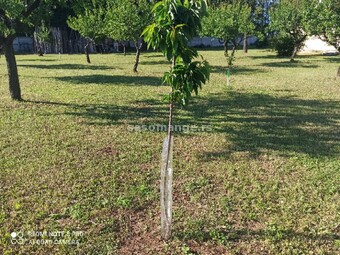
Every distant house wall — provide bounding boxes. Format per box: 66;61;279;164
13;37;34;53
188;36;258;47
301;36;338;53
11;34;259;54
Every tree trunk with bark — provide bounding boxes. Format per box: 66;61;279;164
85;40;91;64
291;35;307;62
38;43;44;56
243;33;248;53
227;42;237;68
123;42;126;56
223;41;228;57
337;47;340;77
133;41;143;72
290;45;298;62
3;37;22;101
231;44;237;58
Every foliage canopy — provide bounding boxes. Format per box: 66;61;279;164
143;0;210;106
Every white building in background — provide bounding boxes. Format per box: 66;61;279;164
301;36;338;54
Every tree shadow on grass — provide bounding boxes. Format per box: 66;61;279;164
143;53;165;58
260;61;319;68
55;74;162;86
173;91;340;158
249;54;278;60
210;65;266;75
141;60;170;65
250;54;323;60
176;225;339;247
26;90;339;158
24;99;168;126
18;64;114;70
16;58;58;62
323;57;340;63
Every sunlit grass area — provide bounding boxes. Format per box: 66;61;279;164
0;49;339;254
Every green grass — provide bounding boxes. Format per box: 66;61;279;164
0;49;339;255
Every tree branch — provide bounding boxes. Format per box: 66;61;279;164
0;8;5;17
22;0;41;18
0;8;12;29
319;33;338;51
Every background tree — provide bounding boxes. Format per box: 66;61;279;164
67;1;107;64
269;0;308;61
202;0;255;68
106;0;152;72
305;0;339;76
34;21;51;56
209;0;274;52
305;0;339;52
251;0;275;48
143;0;210;240
0;0;64;100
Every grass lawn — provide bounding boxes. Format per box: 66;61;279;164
0;49;339;255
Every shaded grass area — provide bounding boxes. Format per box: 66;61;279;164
56;74;161;86
180;92;340;157
17;63;114;70
0;50;339;255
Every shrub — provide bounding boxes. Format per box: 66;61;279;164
271;35;295;57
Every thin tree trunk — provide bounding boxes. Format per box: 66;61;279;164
336;41;340;76
85;41;91;64
223;41;228;57
243;33;248;53
291;35;307;62
3;37;22;101
123;43;126;56
133;41;142;72
161;56;176;241
161;100;173;241
38;43;44;56
290;45;298;62
231;44;236;58
228;43;237;68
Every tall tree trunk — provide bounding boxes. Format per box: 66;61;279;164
3;37;22;101
133;41;142;72
85;41;91;64
243;33;248;53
